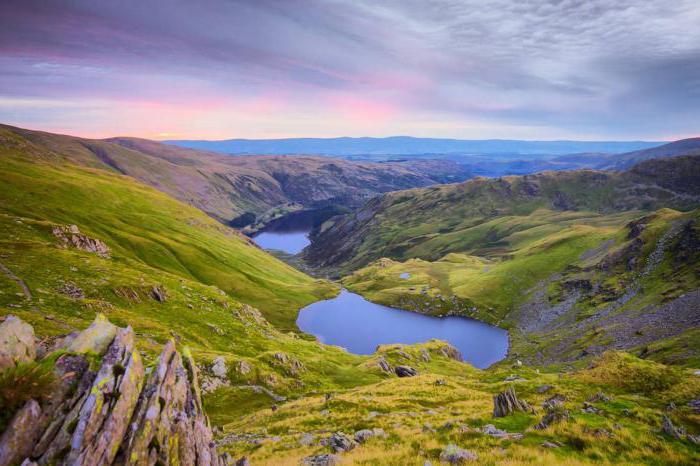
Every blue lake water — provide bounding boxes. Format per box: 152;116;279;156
253;230;310;254
297;289;509;368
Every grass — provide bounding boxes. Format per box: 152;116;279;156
1;133;699;464
0;153;337;330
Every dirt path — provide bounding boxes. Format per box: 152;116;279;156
0;260;32;300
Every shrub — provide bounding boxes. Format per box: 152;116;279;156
0;361;56;430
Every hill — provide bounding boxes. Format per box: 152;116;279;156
166;136;661;156
0;124;471;228
306;156;700;365
600;137;700;170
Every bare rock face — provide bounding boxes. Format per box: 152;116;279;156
52;224;111;258
395;365;418;377
493;386;534;417
66;313;118;355
0;316;225;466
0;315;36;369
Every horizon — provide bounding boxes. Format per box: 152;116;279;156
1;1;699;140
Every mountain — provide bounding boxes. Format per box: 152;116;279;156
167;135;661;157
598;137;700;170
2;126;700;465
0;134;338;330
306;155;700;272
0;124;472;228
305;156;700;364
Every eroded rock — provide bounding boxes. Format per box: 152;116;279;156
0;315;35;369
52;224;110;258
493;386;533;417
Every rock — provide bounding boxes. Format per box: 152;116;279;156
534;407;570;430
542;394;567;411
354;428;386;443
535;385;553;394
302;454;341;466
376;356;392;373
689;397;700;414
211;356;228;377
541;441;562;448
150;284;167;302
0;399;42;466
435;379;447;386
59;281;85;299
327;432;356;452
235;457;250;466
395;365;418;377
1;316;224;466
581;402;600;414
439;444;478;463
437;343;463;361
493;386;533;417
298;433;315;446
481;424;506;436
662;415;685;440
52;224;110;258
504;374;526;382
587;392;611;403
237;360;252;375
66;313;118;355
0;314;36;369
207;323;225;336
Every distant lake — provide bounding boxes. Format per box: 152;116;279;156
297;289;509;368
253;229;310;254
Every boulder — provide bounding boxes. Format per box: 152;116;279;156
302;454;341;466
395;365;418;377
493;386;533;417
535;385;553;394
542;394;567;411
66;313;118;355
1;316;224;466
211;356;228;378
534;407;570;430
52;224;110;258
0;315;35;369
327;432;356;452
0;399;42;466
150;284;167;302
439;444;478;463
662;415;685;440
354;428;386;443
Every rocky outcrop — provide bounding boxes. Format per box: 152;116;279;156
0;315;36;369
493;386;534;417
394;365;418;377
0;315;225;466
52;224;111;258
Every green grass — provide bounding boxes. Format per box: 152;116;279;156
0;154;336;330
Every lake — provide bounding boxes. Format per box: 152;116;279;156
253;229;310;254
297;289;509;368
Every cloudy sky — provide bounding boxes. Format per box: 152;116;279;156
1;0;698;140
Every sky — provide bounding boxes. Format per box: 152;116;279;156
1;0;699;140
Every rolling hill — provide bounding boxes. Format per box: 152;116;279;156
306;155;700;365
0;124;471;228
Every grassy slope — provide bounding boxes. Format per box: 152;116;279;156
0;152;336;330
342;209;639;323
1;140;698;464
306;158;700;274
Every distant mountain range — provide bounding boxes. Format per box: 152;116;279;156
166;136;662;157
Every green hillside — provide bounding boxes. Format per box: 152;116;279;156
0;149;337;330
1;129;699;464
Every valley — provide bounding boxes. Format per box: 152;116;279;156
1;125;699;465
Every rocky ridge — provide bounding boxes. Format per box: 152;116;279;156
0;314;225;466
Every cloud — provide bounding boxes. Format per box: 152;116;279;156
0;0;698;139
